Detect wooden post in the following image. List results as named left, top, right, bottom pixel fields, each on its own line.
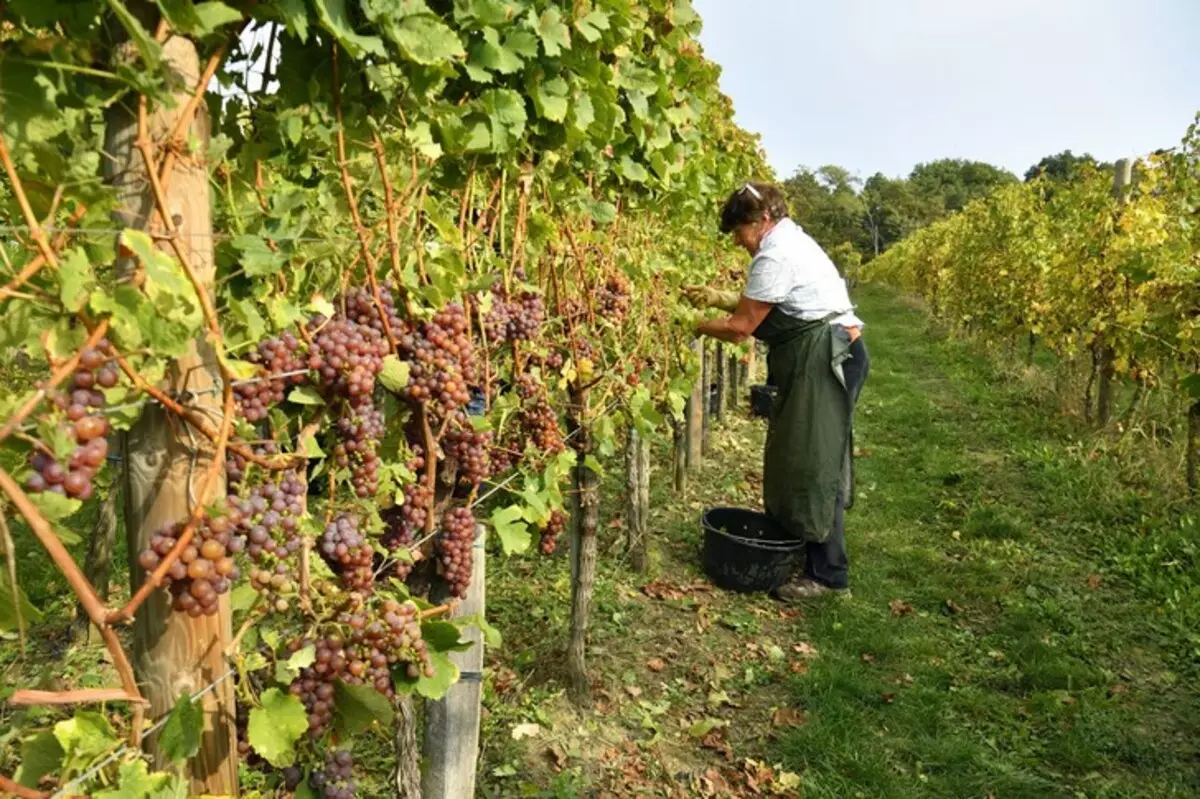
left=701, top=342, right=711, bottom=456
left=713, top=343, right=725, bottom=421
left=686, top=342, right=703, bottom=470
left=672, top=418, right=687, bottom=493
left=106, top=36, right=236, bottom=792
left=728, top=351, right=740, bottom=412
left=567, top=393, right=597, bottom=706
left=74, top=480, right=119, bottom=644
left=625, top=428, right=648, bottom=572
left=422, top=526, right=487, bottom=798
left=1097, top=158, right=1133, bottom=427
left=394, top=698, right=421, bottom=799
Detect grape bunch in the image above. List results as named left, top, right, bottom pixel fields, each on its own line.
left=380, top=481, right=432, bottom=580
left=436, top=507, right=475, bottom=598
left=342, top=282, right=405, bottom=342
left=25, top=343, right=117, bottom=500
left=484, top=286, right=544, bottom=342
left=521, top=397, right=564, bottom=456
left=227, top=467, right=306, bottom=613
left=539, top=509, right=568, bottom=555
left=443, top=414, right=492, bottom=487
left=598, top=273, right=631, bottom=321
left=233, top=333, right=306, bottom=422
left=319, top=513, right=375, bottom=593
left=397, top=303, right=475, bottom=413
left=289, top=635, right=349, bottom=734
left=542, top=350, right=565, bottom=371
left=137, top=510, right=242, bottom=618
left=310, top=749, right=357, bottom=799
left=306, top=315, right=388, bottom=403
left=333, top=403, right=384, bottom=498
left=341, top=597, right=433, bottom=684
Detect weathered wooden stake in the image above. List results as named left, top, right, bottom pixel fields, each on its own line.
left=567, top=393, right=597, bottom=706
left=74, top=480, right=119, bottom=644
left=625, top=428, right=649, bottom=572
left=686, top=342, right=703, bottom=470
left=714, top=343, right=725, bottom=421
left=422, top=526, right=487, bottom=798
left=107, top=34, right=236, bottom=793
left=728, top=351, right=740, bottom=412
left=672, top=418, right=687, bottom=493
left=701, top=341, right=712, bottom=456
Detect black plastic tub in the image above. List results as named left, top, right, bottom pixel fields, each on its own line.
left=749, top=384, right=775, bottom=418
left=701, top=507, right=802, bottom=593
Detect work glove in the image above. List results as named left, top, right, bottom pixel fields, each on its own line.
left=681, top=284, right=722, bottom=309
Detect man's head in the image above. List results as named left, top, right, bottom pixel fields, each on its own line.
left=719, top=182, right=789, bottom=255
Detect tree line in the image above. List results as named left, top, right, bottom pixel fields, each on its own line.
left=782, top=150, right=1109, bottom=265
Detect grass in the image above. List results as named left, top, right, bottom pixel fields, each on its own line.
left=479, top=283, right=1200, bottom=798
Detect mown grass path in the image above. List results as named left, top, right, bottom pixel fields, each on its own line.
left=480, top=285, right=1200, bottom=798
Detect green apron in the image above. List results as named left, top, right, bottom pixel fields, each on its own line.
left=755, top=307, right=853, bottom=543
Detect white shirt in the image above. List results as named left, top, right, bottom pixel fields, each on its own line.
left=742, top=218, right=864, bottom=329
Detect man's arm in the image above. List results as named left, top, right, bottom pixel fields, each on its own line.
left=696, top=296, right=773, bottom=344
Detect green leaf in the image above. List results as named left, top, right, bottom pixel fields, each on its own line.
left=230, top=234, right=284, bottom=278
left=58, top=249, right=96, bottom=313
left=107, top=0, right=163, bottom=70
left=93, top=759, right=174, bottom=799
left=490, top=504, right=530, bottom=554
left=504, top=29, right=539, bottom=58
left=14, top=731, right=62, bottom=789
left=588, top=200, right=617, bottom=225
left=385, top=14, right=465, bottom=64
left=393, top=649, right=458, bottom=700
left=571, top=90, right=595, bottom=132
left=687, top=717, right=727, bottom=738
left=333, top=681, right=394, bottom=737
left=379, top=355, right=412, bottom=393
left=28, top=492, right=83, bottom=528
left=314, top=0, right=387, bottom=60
left=459, top=611, right=502, bottom=649
left=288, top=386, right=325, bottom=406
left=159, top=694, right=203, bottom=762
left=275, top=644, right=316, bottom=684
left=231, top=583, right=258, bottom=614
left=584, top=454, right=604, bottom=477
left=422, top=620, right=473, bottom=653
left=0, top=566, right=42, bottom=633
left=574, top=9, right=609, bottom=42
left=193, top=2, right=243, bottom=34
left=247, top=688, right=308, bottom=767
left=470, top=26, right=523, bottom=76
left=231, top=299, right=267, bottom=342
left=534, top=7, right=571, bottom=57
left=480, top=88, right=527, bottom=153
left=301, top=432, right=325, bottom=458
left=276, top=0, right=310, bottom=41
left=405, top=121, right=443, bottom=160
left=533, top=76, right=569, bottom=123
left=618, top=155, right=650, bottom=183
left=54, top=711, right=118, bottom=764
left=267, top=296, right=304, bottom=330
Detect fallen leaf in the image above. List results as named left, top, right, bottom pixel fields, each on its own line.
left=889, top=599, right=914, bottom=617
left=625, top=685, right=643, bottom=699
left=544, top=744, right=567, bottom=770
left=1087, top=574, right=1103, bottom=589
left=771, top=707, right=805, bottom=727
left=861, top=652, right=876, bottom=664
left=793, top=642, right=818, bottom=658
left=789, top=661, right=810, bottom=675
left=945, top=599, right=967, bottom=615
left=881, top=693, right=896, bottom=704
left=511, top=722, right=541, bottom=740
left=1108, top=684, right=1130, bottom=698
left=701, top=730, right=734, bottom=760
left=647, top=658, right=665, bottom=673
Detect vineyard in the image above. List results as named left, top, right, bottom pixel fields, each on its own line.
left=0, top=0, right=768, bottom=796
left=865, top=122, right=1200, bottom=490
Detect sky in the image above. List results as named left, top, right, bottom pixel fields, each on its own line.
left=692, top=0, right=1200, bottom=182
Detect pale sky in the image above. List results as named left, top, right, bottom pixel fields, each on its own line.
left=693, top=0, right=1200, bottom=181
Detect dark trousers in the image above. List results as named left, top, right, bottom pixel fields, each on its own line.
left=803, top=333, right=870, bottom=589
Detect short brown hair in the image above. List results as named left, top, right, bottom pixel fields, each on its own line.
left=719, top=182, right=789, bottom=233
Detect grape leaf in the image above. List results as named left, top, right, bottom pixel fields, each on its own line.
left=379, top=355, right=412, bottom=393
left=106, top=0, right=163, bottom=70
left=384, top=14, right=465, bottom=64
left=313, top=0, right=387, bottom=60
left=54, top=711, right=118, bottom=767
left=618, top=155, right=650, bottom=183
left=14, top=731, right=62, bottom=789
left=533, top=76, right=569, bottom=123
left=277, top=0, right=310, bottom=41
left=0, top=567, right=42, bottom=633
left=393, top=649, right=458, bottom=700
left=159, top=694, right=202, bottom=762
left=534, top=7, right=571, bottom=57
left=93, top=759, right=179, bottom=799
left=574, top=9, right=609, bottom=42
left=421, top=620, right=474, bottom=653
left=59, top=249, right=96, bottom=313
left=275, top=644, right=316, bottom=684
left=288, top=386, right=325, bottom=406
left=193, top=2, right=243, bottom=35
left=480, top=88, right=527, bottom=153
left=333, top=681, right=394, bottom=737
left=230, top=235, right=284, bottom=278
left=247, top=688, right=308, bottom=767
left=470, top=26, right=523, bottom=76
left=490, top=504, right=530, bottom=554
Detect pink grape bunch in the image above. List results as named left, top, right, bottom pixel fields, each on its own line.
left=25, top=342, right=118, bottom=500
left=137, top=509, right=242, bottom=618
left=233, top=332, right=306, bottom=422
left=436, top=507, right=475, bottom=598
left=319, top=513, right=375, bottom=594
left=396, top=303, right=475, bottom=413
left=539, top=509, right=568, bottom=555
